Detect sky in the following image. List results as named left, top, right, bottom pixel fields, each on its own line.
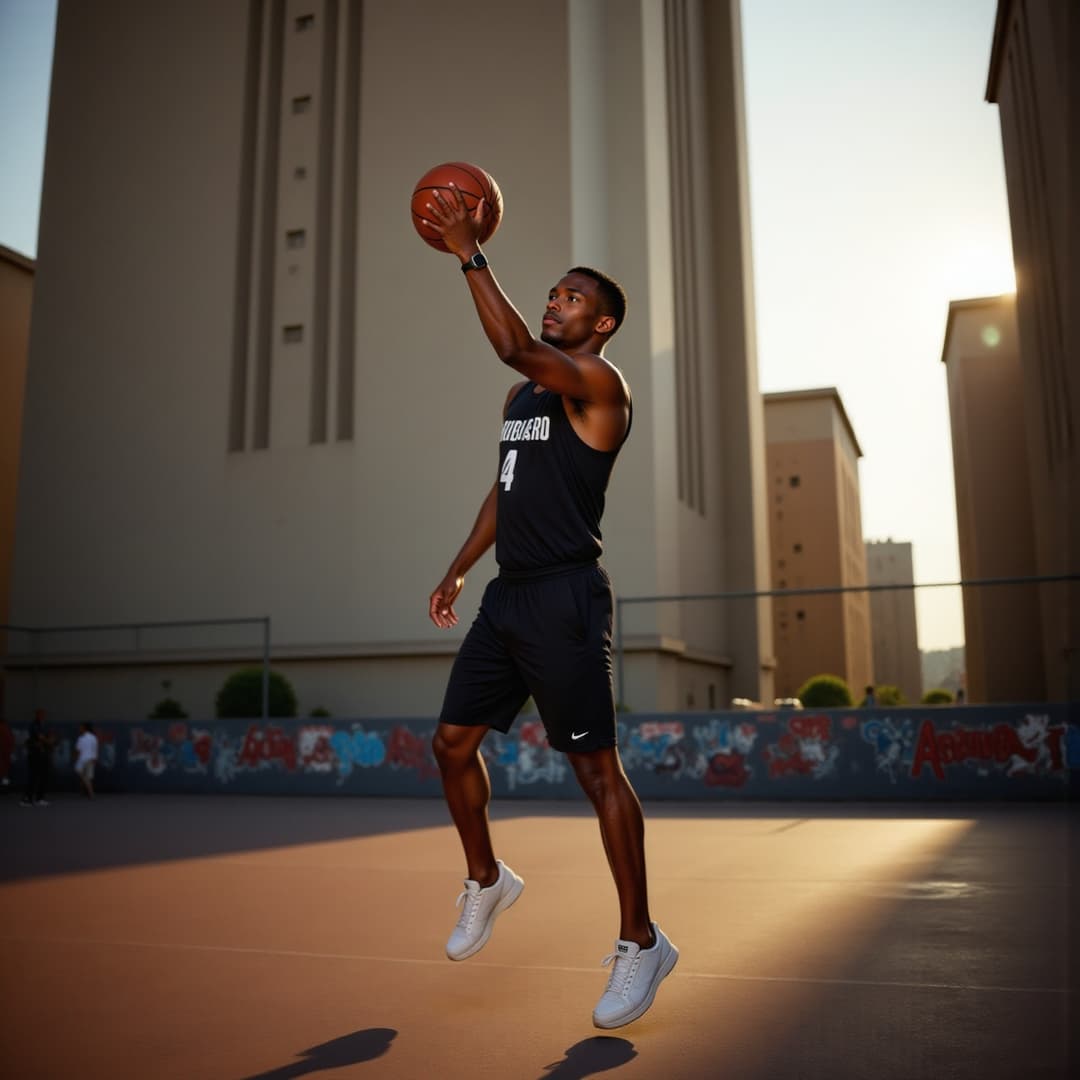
left=0, top=0, right=1013, bottom=653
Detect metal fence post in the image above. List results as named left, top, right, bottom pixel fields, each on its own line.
left=261, top=618, right=270, bottom=722
left=615, top=596, right=625, bottom=708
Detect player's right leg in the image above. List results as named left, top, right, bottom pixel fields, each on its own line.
left=433, top=582, right=528, bottom=960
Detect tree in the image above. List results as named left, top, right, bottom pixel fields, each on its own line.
left=216, top=667, right=298, bottom=718
left=795, top=674, right=854, bottom=708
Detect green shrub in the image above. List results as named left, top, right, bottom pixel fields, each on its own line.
left=795, top=674, right=854, bottom=708
left=876, top=685, right=906, bottom=706
left=309, top=706, right=331, bottom=718
left=921, top=688, right=954, bottom=705
left=215, top=667, right=298, bottom=718
left=149, top=697, right=188, bottom=719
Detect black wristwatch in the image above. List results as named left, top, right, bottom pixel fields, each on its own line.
left=461, top=252, right=489, bottom=273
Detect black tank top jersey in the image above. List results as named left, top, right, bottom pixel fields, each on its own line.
left=495, top=381, right=631, bottom=572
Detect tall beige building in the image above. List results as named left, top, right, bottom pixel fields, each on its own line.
left=7, top=0, right=774, bottom=722
left=865, top=539, right=921, bottom=704
left=763, top=388, right=871, bottom=701
left=941, top=295, right=1045, bottom=703
left=985, top=0, right=1079, bottom=702
left=0, top=244, right=34, bottom=678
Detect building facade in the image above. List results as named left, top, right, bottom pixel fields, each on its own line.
left=8, top=0, right=774, bottom=722
left=0, top=244, right=34, bottom=682
left=763, top=388, right=871, bottom=701
left=986, top=0, right=1079, bottom=702
left=941, top=295, right=1046, bottom=703
left=865, top=539, right=922, bottom=705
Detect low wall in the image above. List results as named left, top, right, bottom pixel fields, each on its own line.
left=5, top=704, right=1076, bottom=800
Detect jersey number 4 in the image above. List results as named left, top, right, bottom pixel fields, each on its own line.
left=500, top=449, right=518, bottom=491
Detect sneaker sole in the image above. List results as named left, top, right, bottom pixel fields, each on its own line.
left=592, top=942, right=679, bottom=1029
left=447, top=875, right=525, bottom=962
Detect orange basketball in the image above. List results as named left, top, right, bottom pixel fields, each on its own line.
left=410, top=161, right=503, bottom=252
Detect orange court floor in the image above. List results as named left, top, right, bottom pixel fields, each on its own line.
left=1, top=793, right=1076, bottom=1080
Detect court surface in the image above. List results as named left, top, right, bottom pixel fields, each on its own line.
left=1, top=794, right=1076, bottom=1079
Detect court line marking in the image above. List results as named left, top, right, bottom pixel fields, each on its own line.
left=1, top=935, right=1066, bottom=996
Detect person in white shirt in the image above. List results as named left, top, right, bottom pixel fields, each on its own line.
left=74, top=723, right=99, bottom=799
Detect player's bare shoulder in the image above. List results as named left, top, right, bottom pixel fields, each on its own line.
left=572, top=351, right=630, bottom=406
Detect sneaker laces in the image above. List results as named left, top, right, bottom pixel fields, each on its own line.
left=454, top=887, right=481, bottom=932
left=600, top=950, right=640, bottom=997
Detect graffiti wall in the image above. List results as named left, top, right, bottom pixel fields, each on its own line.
left=4, top=705, right=1076, bottom=799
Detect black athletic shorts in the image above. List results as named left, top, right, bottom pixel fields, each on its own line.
left=439, top=562, right=617, bottom=753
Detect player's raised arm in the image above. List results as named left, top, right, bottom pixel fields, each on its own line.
left=423, top=186, right=627, bottom=407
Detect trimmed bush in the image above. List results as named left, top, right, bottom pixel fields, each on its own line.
left=149, top=697, right=188, bottom=720
left=921, top=688, right=954, bottom=705
left=795, top=674, right=854, bottom=708
left=215, top=667, right=298, bottom=719
left=876, top=685, right=906, bottom=706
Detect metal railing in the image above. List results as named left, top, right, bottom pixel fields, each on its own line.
left=614, top=573, right=1080, bottom=707
left=1, top=616, right=273, bottom=720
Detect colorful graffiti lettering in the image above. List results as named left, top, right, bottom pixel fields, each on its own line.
left=128, top=727, right=169, bottom=775
left=704, top=753, right=750, bottom=787
left=764, top=714, right=839, bottom=780
left=329, top=726, right=386, bottom=781
left=387, top=726, right=439, bottom=780
left=861, top=717, right=914, bottom=784
left=911, top=714, right=1066, bottom=781
left=298, top=726, right=335, bottom=772
left=483, top=730, right=567, bottom=791
left=237, top=724, right=297, bottom=771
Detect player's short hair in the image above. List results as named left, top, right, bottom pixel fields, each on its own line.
left=568, top=266, right=628, bottom=338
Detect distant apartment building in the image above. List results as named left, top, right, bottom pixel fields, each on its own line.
left=0, top=244, right=34, bottom=681
left=941, top=295, right=1045, bottom=703
left=986, top=0, right=1078, bottom=701
left=865, top=539, right=921, bottom=704
left=764, top=389, right=872, bottom=700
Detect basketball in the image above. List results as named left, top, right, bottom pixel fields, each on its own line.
left=411, top=161, right=503, bottom=252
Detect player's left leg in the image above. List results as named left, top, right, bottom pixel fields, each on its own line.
left=568, top=747, right=679, bottom=1029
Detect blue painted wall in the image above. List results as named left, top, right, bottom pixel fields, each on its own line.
left=5, top=704, right=1076, bottom=799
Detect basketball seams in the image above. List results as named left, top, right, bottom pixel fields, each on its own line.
left=411, top=161, right=502, bottom=250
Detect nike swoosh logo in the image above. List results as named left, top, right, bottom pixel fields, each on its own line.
left=571, top=731, right=588, bottom=740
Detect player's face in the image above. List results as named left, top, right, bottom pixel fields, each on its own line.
left=540, top=274, right=603, bottom=348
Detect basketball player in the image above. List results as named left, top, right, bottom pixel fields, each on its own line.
left=423, top=184, right=677, bottom=1029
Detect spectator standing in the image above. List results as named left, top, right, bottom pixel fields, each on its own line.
left=20, top=712, right=53, bottom=807
left=74, top=722, right=99, bottom=799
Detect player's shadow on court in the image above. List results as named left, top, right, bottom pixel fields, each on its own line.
left=539, top=1036, right=637, bottom=1078
left=238, top=1028, right=397, bottom=1079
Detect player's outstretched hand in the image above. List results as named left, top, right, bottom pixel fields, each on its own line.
left=429, top=572, right=465, bottom=629
left=424, top=183, right=486, bottom=258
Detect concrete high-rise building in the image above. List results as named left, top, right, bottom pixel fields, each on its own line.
left=865, top=539, right=921, bottom=705
left=8, top=0, right=774, bottom=722
left=0, top=244, right=34, bottom=674
left=985, top=0, right=1079, bottom=702
left=763, top=388, right=871, bottom=701
left=941, top=295, right=1045, bottom=703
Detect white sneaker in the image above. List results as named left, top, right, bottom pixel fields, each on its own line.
left=446, top=860, right=524, bottom=961
left=592, top=923, right=678, bottom=1029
